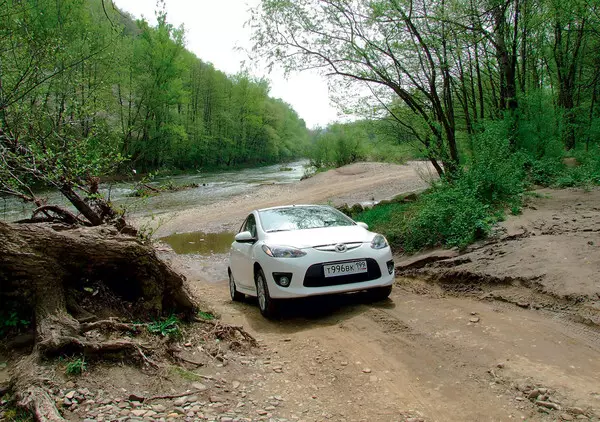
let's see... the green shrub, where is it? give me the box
[147,315,181,338]
[65,357,86,376]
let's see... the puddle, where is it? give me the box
[160,231,235,255]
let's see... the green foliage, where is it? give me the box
[197,311,215,321]
[147,315,181,338]
[64,357,87,376]
[356,120,526,251]
[308,120,422,168]
[0,306,31,338]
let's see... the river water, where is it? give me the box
[0,160,308,222]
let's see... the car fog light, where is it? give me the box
[273,272,293,287]
[387,260,394,275]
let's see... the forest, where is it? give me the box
[253,0,600,250]
[0,0,310,204]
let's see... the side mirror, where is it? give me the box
[235,231,255,243]
[356,222,369,229]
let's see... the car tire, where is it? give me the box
[367,285,392,302]
[255,267,278,318]
[229,270,244,302]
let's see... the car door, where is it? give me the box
[230,214,258,289]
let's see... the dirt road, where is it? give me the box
[158,164,600,421]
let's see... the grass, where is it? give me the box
[197,310,215,321]
[147,315,182,338]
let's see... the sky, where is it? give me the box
[112,0,340,129]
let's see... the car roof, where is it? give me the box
[256,204,329,212]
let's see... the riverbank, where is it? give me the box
[145,160,438,237]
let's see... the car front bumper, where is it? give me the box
[260,244,394,299]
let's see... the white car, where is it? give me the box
[227,205,394,318]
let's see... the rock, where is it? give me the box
[65,391,76,400]
[283,338,292,342]
[496,363,505,369]
[118,401,130,409]
[538,388,548,394]
[274,395,284,401]
[272,366,283,373]
[469,317,480,323]
[515,397,525,401]
[340,361,349,366]
[561,414,575,421]
[192,382,208,391]
[232,381,240,389]
[516,302,530,308]
[256,409,268,415]
[527,389,540,399]
[128,393,145,402]
[566,407,586,415]
[575,416,588,420]
[152,404,166,412]
[362,368,372,373]
[221,417,234,422]
[144,410,157,418]
[186,395,199,403]
[210,396,224,403]
[173,396,188,406]
[536,400,561,411]
[184,342,192,347]
[119,409,130,416]
[131,409,147,417]
[265,405,276,411]
[166,413,180,418]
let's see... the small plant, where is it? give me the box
[65,357,86,376]
[0,307,31,337]
[147,315,181,338]
[197,310,215,321]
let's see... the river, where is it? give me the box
[0,160,308,222]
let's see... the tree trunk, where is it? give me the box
[0,221,196,323]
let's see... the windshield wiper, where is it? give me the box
[266,229,291,233]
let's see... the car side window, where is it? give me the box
[242,214,257,238]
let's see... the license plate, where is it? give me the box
[323,260,368,278]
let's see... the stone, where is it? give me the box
[221,418,234,422]
[362,368,372,373]
[470,317,480,323]
[561,414,575,421]
[192,382,208,391]
[272,366,283,373]
[265,405,276,411]
[566,407,585,415]
[118,402,130,409]
[65,391,76,400]
[131,409,147,417]
[63,398,72,406]
[152,404,166,412]
[256,409,268,415]
[340,361,348,366]
[129,393,146,402]
[232,381,240,389]
[173,397,188,406]
[527,389,540,399]
[536,400,561,411]
[496,363,505,369]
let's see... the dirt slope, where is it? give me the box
[399,188,600,326]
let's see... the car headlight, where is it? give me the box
[262,244,307,258]
[370,234,388,249]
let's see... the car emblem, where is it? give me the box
[334,243,347,253]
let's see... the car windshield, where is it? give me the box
[259,206,355,233]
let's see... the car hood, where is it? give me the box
[263,225,374,249]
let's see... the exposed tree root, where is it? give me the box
[195,318,259,347]
[18,385,65,422]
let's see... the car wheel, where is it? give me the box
[255,267,278,318]
[367,285,392,302]
[229,270,244,302]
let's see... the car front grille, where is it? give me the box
[303,258,382,287]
